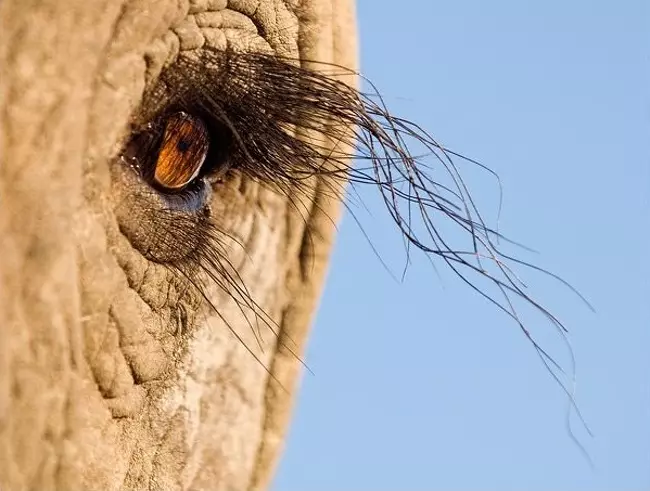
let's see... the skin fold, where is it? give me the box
[0,0,357,489]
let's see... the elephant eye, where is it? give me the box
[152,112,209,191]
[122,109,234,203]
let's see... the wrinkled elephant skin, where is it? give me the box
[0,1,357,489]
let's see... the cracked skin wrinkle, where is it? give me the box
[0,1,583,490]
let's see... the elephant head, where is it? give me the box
[0,0,572,489]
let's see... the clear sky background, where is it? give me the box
[273,1,649,490]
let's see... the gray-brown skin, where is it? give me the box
[0,0,357,489]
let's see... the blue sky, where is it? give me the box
[273,1,649,489]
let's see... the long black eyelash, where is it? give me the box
[128,47,592,433]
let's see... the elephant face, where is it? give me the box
[1,0,569,489]
[1,1,360,489]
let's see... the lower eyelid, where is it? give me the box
[157,179,211,212]
[115,154,210,214]
[112,160,211,263]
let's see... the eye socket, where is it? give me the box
[153,112,210,191]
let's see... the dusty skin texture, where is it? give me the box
[0,0,357,489]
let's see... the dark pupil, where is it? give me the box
[176,138,191,153]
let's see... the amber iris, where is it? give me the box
[153,112,210,190]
